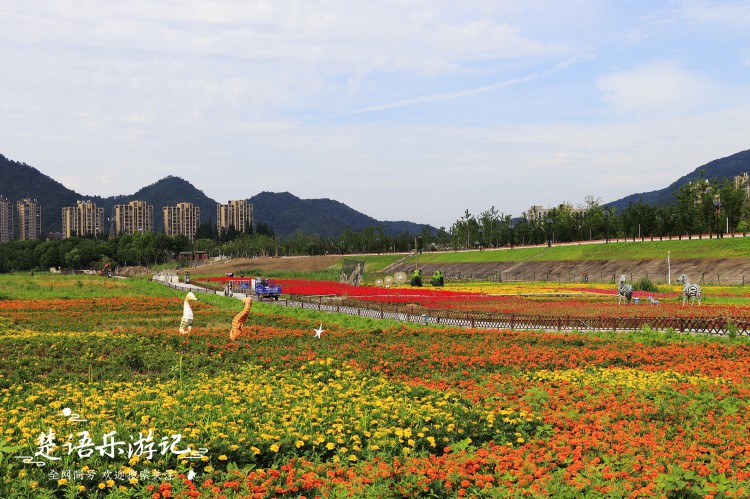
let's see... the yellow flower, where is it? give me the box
[58,478,68,486]
[270,443,280,453]
[295,439,304,448]
[129,477,138,485]
[219,454,228,461]
[78,485,86,492]
[98,483,106,490]
[326,442,335,450]
[251,446,261,455]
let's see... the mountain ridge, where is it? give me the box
[606,149,750,211]
[0,154,431,238]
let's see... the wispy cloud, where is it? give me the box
[347,74,538,115]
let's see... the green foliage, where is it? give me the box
[727,321,739,339]
[633,276,659,292]
[656,465,710,498]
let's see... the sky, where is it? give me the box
[1,1,750,229]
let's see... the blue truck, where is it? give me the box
[254,277,282,300]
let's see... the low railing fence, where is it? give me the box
[281,295,750,336]
[153,278,750,336]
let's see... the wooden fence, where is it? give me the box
[153,277,750,337]
[281,296,750,336]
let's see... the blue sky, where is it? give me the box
[1,1,749,228]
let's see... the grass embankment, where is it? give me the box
[408,237,750,265]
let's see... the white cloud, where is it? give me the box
[2,1,750,229]
[678,0,750,28]
[596,62,717,116]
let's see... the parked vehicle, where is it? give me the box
[254,277,282,300]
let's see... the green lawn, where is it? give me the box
[410,237,750,264]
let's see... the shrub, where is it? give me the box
[633,277,659,293]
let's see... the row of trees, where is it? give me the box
[0,226,432,272]
[444,176,750,251]
[0,232,192,273]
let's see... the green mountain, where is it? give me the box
[0,154,431,239]
[104,176,218,234]
[607,148,750,211]
[246,191,430,238]
[0,154,80,236]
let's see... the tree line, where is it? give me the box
[0,224,431,272]
[444,175,750,251]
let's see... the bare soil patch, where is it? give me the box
[186,255,341,276]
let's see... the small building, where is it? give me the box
[177,251,208,266]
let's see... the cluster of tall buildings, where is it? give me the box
[0,198,254,243]
[0,197,42,243]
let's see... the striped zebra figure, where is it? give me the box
[617,274,634,305]
[676,274,702,305]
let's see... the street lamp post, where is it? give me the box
[508,223,515,249]
[478,228,484,250]
[604,210,610,243]
[714,198,722,238]
[546,218,553,247]
[415,235,422,270]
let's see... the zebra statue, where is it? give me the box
[617,274,634,305]
[676,274,702,305]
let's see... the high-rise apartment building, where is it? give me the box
[0,196,13,243]
[114,200,154,235]
[163,202,200,242]
[62,200,105,238]
[17,198,42,241]
[216,199,253,233]
[734,173,750,199]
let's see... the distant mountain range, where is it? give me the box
[606,149,750,212]
[0,154,432,239]
[2,149,749,239]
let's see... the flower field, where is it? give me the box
[201,277,750,320]
[2,274,750,498]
